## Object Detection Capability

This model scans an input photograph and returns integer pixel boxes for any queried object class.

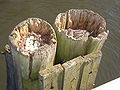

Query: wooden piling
[8,18,57,89]
[54,9,107,64]
[3,9,109,90]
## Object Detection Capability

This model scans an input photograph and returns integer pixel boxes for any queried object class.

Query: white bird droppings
[24,35,41,52]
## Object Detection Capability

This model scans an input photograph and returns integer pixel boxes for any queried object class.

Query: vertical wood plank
[80,51,102,90]
[80,61,93,90]
[39,64,63,90]
[62,56,84,90]
[4,49,16,90]
[86,31,109,54]
[86,52,102,90]
[4,44,22,90]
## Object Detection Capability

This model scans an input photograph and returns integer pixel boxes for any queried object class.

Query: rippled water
[0,0,120,89]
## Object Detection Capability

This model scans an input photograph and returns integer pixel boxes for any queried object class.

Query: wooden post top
[55,9,106,38]
[9,18,57,56]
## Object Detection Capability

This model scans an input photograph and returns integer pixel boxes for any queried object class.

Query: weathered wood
[8,18,57,89]
[55,9,106,36]
[80,51,102,90]
[86,30,109,54]
[4,45,18,90]
[62,56,84,90]
[55,30,88,64]
[22,79,39,90]
[4,9,109,90]
[39,64,63,90]
[54,9,107,64]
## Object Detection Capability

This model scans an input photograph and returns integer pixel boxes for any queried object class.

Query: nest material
[9,18,56,55]
[55,9,106,38]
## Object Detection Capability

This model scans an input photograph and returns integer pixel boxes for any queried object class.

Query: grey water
[0,0,120,89]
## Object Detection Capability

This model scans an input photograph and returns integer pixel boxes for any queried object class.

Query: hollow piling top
[9,18,57,56]
[55,9,107,39]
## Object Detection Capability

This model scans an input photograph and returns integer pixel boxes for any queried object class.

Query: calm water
[0,0,120,89]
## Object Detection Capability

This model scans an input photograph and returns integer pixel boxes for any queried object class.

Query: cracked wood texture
[4,9,108,90]
[8,18,57,90]
[62,56,84,90]
[80,51,102,90]
[38,51,102,90]
[39,64,63,90]
[54,9,108,64]
[4,46,21,90]
[5,48,102,90]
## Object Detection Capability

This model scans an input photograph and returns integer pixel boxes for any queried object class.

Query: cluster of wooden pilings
[3,9,109,90]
